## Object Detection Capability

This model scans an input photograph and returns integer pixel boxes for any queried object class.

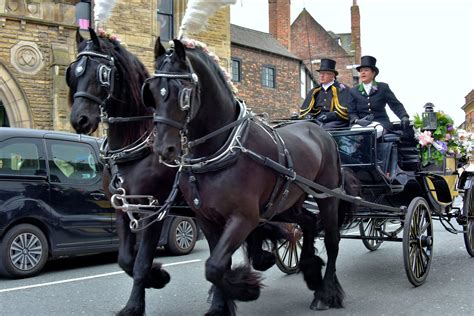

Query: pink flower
[445,134,451,141]
[418,130,434,146]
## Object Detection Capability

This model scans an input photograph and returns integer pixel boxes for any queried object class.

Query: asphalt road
[1,222,473,316]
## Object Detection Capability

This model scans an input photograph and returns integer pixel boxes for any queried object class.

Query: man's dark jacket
[299,81,349,128]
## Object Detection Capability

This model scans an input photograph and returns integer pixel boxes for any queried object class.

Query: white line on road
[0,259,202,294]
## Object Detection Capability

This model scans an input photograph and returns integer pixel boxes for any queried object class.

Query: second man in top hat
[299,58,349,128]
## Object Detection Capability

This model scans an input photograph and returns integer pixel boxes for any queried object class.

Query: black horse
[67,29,176,316]
[144,38,356,314]
[67,29,284,316]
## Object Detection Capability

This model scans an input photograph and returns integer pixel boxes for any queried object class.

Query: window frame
[231,57,242,83]
[0,137,46,177]
[157,0,174,42]
[45,139,100,185]
[261,65,276,88]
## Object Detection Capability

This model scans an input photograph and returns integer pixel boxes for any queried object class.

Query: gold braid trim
[331,86,349,120]
[299,86,348,120]
[299,87,322,118]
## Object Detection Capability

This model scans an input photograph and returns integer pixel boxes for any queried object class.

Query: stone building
[461,90,474,132]
[0,0,78,131]
[0,0,232,131]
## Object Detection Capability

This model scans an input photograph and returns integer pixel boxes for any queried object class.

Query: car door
[45,138,114,251]
[0,136,50,234]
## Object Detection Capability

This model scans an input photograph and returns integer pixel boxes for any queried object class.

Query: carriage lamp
[422,102,438,131]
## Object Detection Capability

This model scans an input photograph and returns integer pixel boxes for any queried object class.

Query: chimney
[269,0,291,50]
[351,0,361,63]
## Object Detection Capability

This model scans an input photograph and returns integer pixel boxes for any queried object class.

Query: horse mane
[76,36,152,145]
[181,39,237,98]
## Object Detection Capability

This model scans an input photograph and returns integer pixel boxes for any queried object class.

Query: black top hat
[317,58,338,76]
[356,55,379,75]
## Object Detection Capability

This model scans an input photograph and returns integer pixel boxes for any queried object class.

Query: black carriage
[273,121,474,286]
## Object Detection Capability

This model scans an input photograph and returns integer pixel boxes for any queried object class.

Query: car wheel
[0,224,49,278]
[165,217,197,255]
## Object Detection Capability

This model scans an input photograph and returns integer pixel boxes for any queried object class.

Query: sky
[230,0,474,125]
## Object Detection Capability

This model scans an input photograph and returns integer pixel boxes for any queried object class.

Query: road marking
[0,259,201,294]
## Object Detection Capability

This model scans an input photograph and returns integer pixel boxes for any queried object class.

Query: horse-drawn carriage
[273,120,474,286]
[66,28,473,313]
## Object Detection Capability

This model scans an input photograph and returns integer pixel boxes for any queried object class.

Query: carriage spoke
[420,221,430,235]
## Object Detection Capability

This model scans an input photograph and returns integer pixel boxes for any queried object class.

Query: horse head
[145,38,234,163]
[67,28,150,142]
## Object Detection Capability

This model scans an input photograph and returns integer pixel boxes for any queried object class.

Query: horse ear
[89,28,101,50]
[76,30,85,46]
[154,37,167,59]
[173,39,186,60]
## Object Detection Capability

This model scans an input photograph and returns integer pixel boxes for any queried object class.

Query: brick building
[229,0,361,118]
[0,0,232,131]
[231,25,314,119]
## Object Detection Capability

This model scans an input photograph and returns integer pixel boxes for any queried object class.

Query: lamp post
[422,102,437,131]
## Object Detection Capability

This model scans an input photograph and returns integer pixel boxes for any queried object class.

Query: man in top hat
[348,55,410,137]
[299,58,349,129]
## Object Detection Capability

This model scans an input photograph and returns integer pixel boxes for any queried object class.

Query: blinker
[75,56,87,77]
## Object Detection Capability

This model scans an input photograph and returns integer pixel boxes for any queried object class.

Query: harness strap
[259,123,294,220]
[242,147,402,213]
[106,115,154,124]
[153,115,185,129]
[73,91,104,105]
[187,113,253,148]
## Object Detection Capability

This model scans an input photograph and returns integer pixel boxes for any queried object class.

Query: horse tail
[338,167,359,227]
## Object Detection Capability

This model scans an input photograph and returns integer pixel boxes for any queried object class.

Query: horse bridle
[66,50,116,123]
[147,55,200,131]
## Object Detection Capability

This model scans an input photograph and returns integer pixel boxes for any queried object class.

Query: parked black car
[0,128,198,278]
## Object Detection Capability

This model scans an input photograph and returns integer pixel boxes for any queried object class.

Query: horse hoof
[310,298,330,311]
[145,267,171,289]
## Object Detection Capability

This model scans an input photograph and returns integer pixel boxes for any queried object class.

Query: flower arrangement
[413,111,472,167]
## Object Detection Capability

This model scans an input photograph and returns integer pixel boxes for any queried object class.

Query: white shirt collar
[322,80,335,91]
[363,81,373,94]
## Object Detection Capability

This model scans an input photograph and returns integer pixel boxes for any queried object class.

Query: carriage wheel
[273,223,302,274]
[463,187,474,257]
[359,218,386,251]
[403,197,433,287]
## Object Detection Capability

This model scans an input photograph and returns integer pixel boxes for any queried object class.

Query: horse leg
[204,215,263,315]
[246,223,289,271]
[117,220,169,316]
[116,211,136,278]
[198,219,236,316]
[310,197,345,310]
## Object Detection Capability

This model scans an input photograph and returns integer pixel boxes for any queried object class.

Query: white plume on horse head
[94,0,118,29]
[178,0,237,39]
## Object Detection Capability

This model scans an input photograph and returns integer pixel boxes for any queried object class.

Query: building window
[157,0,173,41]
[0,102,9,127]
[231,58,241,82]
[262,65,276,88]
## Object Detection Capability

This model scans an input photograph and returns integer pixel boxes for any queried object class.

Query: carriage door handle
[90,192,106,200]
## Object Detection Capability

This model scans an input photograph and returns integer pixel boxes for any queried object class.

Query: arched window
[0,101,10,127]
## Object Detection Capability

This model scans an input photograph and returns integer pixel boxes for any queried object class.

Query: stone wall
[104,0,232,74]
[0,0,232,131]
[0,0,78,130]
